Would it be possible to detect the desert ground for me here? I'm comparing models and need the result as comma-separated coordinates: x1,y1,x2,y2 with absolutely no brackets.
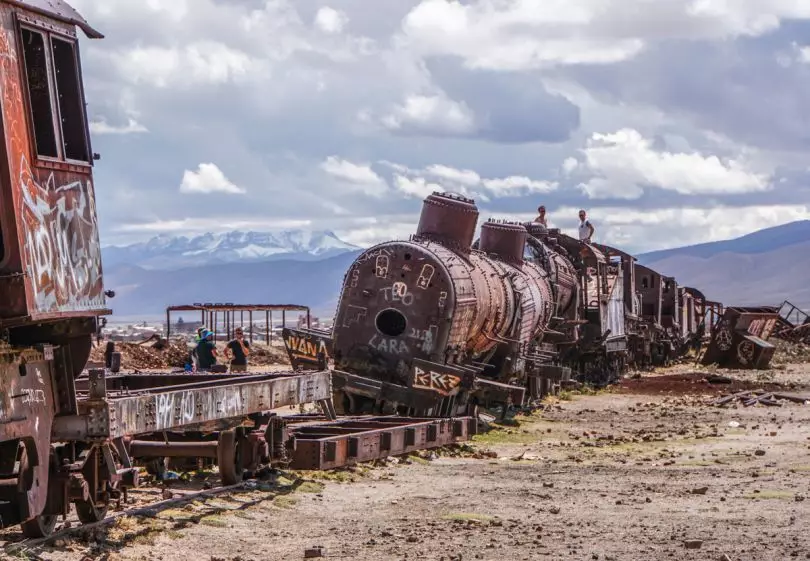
4,347,810,561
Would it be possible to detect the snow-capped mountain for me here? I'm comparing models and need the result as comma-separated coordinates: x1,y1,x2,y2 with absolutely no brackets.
102,230,361,270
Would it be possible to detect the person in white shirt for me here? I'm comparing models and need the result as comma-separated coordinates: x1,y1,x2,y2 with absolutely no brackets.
578,210,594,243
534,205,548,226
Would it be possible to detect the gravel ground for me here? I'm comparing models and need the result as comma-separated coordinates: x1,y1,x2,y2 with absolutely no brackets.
5,364,810,561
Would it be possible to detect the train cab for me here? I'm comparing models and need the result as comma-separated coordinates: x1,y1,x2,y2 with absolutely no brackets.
0,0,108,355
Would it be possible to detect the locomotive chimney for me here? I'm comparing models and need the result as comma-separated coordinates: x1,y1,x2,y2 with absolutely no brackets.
479,220,528,266
415,192,479,251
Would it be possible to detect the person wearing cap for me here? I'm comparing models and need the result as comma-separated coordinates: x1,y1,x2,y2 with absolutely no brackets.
534,205,548,227
225,327,251,373
195,330,218,371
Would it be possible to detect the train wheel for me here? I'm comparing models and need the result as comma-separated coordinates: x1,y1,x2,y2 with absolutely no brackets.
217,429,243,486
75,500,109,523
20,515,58,538
17,446,58,538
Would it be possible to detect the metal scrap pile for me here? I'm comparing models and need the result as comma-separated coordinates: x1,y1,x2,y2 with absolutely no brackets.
712,389,810,407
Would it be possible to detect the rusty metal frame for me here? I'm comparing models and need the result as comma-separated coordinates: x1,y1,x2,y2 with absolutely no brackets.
285,415,476,470
52,369,332,440
165,303,311,343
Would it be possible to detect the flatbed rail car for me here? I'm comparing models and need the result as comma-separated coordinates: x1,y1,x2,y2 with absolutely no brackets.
2,361,333,537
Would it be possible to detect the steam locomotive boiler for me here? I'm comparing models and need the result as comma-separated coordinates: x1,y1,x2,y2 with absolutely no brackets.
328,192,581,417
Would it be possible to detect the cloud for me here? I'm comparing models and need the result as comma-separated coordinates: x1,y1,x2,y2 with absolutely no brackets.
179,163,246,195
380,94,476,136
315,7,349,34
319,156,388,196
90,118,149,135
400,0,810,71
384,161,557,201
571,129,772,200
67,0,810,256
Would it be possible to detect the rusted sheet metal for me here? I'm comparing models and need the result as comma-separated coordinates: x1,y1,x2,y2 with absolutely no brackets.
0,343,55,522
0,4,107,320
287,416,476,470
6,0,103,38
701,307,780,369
52,369,332,440
282,327,332,370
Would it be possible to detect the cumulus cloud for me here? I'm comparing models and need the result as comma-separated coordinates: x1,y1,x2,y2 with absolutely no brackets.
400,0,810,71
384,162,557,201
319,156,387,196
572,129,771,200
66,0,810,253
315,7,349,34
380,94,476,136
179,163,245,195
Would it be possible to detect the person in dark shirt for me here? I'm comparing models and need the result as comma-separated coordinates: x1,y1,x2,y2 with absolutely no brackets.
195,330,218,371
225,327,250,373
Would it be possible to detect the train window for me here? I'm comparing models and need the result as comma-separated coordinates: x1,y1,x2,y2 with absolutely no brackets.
20,28,58,158
641,276,649,289
51,37,89,162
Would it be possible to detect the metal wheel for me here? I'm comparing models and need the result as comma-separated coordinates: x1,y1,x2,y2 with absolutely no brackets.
75,500,109,523
217,429,243,486
21,515,58,538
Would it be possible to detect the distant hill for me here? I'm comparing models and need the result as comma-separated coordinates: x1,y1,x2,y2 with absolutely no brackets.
637,220,810,263
102,229,360,270
640,221,810,310
103,250,362,318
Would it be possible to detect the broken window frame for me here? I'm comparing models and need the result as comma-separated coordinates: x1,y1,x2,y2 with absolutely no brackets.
17,22,93,166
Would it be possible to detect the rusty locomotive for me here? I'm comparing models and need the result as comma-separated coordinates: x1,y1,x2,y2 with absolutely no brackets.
285,191,763,418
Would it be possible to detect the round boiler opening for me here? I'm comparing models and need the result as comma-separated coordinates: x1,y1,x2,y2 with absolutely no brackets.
375,308,407,337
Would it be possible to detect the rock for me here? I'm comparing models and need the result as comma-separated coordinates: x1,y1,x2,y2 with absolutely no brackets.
304,547,324,558
684,540,703,549
796,495,805,502
548,506,561,514
754,450,766,456
691,487,709,495
719,555,732,561
543,482,554,488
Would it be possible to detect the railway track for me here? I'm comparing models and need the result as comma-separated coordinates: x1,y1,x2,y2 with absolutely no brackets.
3,471,310,556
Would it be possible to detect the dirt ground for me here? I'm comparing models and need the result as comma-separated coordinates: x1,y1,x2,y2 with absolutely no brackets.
5,360,810,561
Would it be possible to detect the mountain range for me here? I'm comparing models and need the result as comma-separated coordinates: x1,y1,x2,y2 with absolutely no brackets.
102,230,360,270
100,223,810,319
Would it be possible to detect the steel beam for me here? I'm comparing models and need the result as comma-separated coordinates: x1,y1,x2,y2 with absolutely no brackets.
53,370,332,440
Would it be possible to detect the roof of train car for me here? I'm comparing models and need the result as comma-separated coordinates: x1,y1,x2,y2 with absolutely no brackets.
682,286,707,301
550,230,607,262
8,0,103,38
591,242,637,261
632,262,664,277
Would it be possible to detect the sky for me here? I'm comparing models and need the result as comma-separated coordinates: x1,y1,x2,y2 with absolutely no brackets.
69,0,810,253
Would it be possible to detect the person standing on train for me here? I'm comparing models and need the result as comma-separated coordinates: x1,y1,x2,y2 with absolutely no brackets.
578,209,595,243
534,205,548,226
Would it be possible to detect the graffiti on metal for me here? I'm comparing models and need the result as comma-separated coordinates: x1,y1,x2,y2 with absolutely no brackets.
412,366,461,396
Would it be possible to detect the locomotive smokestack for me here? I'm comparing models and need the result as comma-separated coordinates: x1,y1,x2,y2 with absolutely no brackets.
480,220,528,266
415,191,479,251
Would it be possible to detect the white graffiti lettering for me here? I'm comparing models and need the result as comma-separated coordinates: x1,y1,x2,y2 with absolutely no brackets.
375,255,389,278
21,389,46,405
368,334,409,354
438,291,448,309
380,284,414,306
416,264,435,289
154,393,175,431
